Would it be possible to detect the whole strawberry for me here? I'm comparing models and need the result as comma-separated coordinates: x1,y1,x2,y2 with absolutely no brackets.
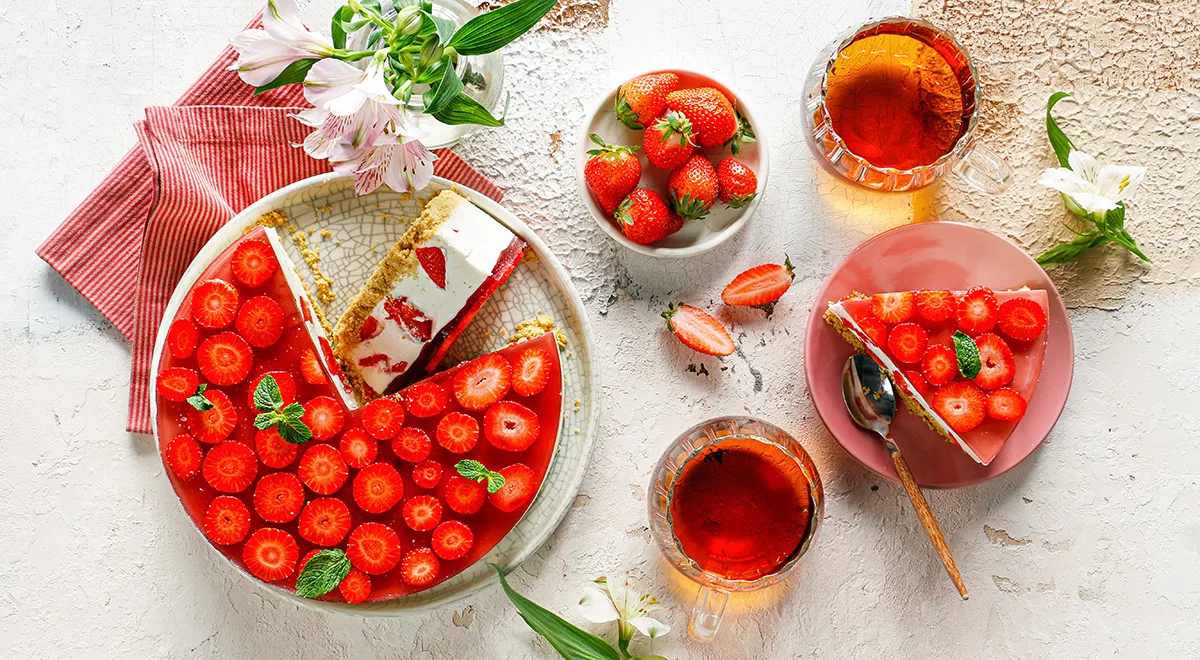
614,72,680,130
716,158,758,208
614,188,682,245
664,87,738,148
584,133,642,215
667,154,719,220
643,112,696,170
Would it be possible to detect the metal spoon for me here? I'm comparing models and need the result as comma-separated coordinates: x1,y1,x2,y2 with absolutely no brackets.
842,355,969,600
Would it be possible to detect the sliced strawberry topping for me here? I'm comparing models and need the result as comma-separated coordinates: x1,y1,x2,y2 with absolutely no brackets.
357,353,389,368
353,463,405,514
302,396,345,442
346,522,402,575
298,497,352,546
436,412,479,454
886,322,928,364
511,348,552,397
972,333,1015,390
187,389,237,444
201,441,257,493
246,371,296,410
721,260,795,308
412,460,443,489
230,238,279,288
488,463,538,513
359,315,382,341
930,381,987,433
236,296,285,348
453,354,512,411
903,370,931,398
986,387,1028,422
338,568,372,604
921,344,958,386
393,427,433,463
662,304,735,356
255,426,299,469
956,286,998,335
157,367,200,402
339,428,378,469
197,332,253,386
402,495,444,532
854,315,888,348
400,548,441,587
190,279,239,329
383,295,432,342
298,444,348,495
401,383,447,417
871,292,915,324
242,528,298,582
253,472,305,523
484,401,541,452
416,246,447,289
361,398,405,439
444,474,487,514
165,433,202,480
318,336,343,376
386,360,410,373
915,289,955,324
299,349,328,385
204,495,251,545
298,295,313,324
167,319,199,359
997,297,1047,342
431,520,474,561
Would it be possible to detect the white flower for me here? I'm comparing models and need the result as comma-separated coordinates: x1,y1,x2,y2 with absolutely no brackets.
331,132,437,195
1038,149,1146,216
229,0,335,86
579,575,670,647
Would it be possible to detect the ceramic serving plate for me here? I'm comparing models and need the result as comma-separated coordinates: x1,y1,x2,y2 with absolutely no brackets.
803,222,1074,488
150,173,598,614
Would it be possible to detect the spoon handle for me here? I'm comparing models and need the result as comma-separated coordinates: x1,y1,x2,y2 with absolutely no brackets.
890,449,969,600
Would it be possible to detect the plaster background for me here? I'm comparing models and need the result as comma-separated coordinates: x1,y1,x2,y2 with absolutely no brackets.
2,0,1198,658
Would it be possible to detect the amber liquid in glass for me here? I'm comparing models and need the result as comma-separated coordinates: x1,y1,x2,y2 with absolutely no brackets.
669,438,812,581
825,29,971,170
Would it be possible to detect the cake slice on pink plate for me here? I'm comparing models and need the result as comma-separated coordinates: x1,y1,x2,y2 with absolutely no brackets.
824,286,1049,465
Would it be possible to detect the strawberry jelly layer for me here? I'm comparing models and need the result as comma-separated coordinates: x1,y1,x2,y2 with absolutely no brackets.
829,289,1049,465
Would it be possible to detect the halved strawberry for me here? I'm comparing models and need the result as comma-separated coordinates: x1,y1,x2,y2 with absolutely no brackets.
255,427,299,469
204,495,251,545
453,354,511,411
854,315,888,347
997,298,1047,342
400,548,440,587
246,371,297,410
338,568,372,604
431,520,474,561
230,238,279,288
488,463,538,513
383,295,432,342
394,427,433,463
236,296,285,348
165,433,202,480
483,401,540,452
202,441,257,493
721,259,795,310
972,333,1015,390
887,322,928,364
956,286,998,335
930,381,987,433
298,497,352,546
915,289,955,324
416,246,447,289
187,389,237,444
437,412,479,454
191,279,240,329
903,370,931,398
359,315,382,341
444,474,487,514
299,349,328,385
302,396,345,442
412,460,443,489
298,444,348,495
346,522,402,575
242,528,298,582
402,382,448,417
167,319,199,359
511,348,552,397
662,304,735,356
361,398,405,439
871,292,915,324
353,463,404,514
920,344,958,386
253,472,305,523
339,428,378,468
157,367,200,402
197,332,253,386
985,387,1028,422
402,495,444,532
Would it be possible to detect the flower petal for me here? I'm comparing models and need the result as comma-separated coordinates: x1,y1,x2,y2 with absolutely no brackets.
1067,149,1101,184
263,0,333,56
1064,191,1121,215
627,616,670,639
354,53,403,106
1038,167,1100,197
578,585,620,623
304,59,365,109
228,29,311,86
1096,164,1146,203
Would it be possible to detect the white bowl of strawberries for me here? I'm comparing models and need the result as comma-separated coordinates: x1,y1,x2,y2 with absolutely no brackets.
577,69,768,257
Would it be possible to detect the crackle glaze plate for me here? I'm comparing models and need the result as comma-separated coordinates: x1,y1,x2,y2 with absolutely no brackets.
803,222,1074,489
149,173,597,614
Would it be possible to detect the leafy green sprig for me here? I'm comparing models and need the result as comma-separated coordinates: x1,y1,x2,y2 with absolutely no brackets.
252,375,312,444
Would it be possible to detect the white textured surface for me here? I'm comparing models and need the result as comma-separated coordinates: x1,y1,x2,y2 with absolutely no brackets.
5,1,1197,658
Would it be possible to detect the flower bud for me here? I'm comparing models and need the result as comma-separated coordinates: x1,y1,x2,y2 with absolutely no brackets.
395,6,422,35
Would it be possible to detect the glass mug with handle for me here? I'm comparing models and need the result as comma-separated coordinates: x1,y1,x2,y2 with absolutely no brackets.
648,416,823,642
802,16,1012,193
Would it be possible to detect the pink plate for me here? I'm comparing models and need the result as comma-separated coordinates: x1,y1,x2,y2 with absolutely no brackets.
803,222,1074,488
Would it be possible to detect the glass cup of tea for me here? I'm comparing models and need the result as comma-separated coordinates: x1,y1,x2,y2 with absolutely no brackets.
648,416,823,642
802,16,1012,193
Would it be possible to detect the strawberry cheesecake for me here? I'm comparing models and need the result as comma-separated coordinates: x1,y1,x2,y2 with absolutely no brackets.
824,286,1049,465
333,190,525,402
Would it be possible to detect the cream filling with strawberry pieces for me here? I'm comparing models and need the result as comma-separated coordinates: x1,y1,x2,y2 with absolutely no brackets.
350,201,516,395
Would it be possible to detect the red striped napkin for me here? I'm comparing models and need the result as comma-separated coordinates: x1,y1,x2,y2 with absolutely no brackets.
37,11,503,433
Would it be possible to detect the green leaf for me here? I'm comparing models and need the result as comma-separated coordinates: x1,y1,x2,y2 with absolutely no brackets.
253,58,317,95
492,565,620,660
254,412,280,431
432,15,457,43
422,55,464,115
455,459,505,493
447,0,558,56
431,91,505,127
331,7,347,49
277,412,313,445
186,384,213,412
1036,232,1108,265
1046,92,1076,168
254,375,283,412
725,111,756,156
281,402,305,418
952,331,981,379
295,549,352,598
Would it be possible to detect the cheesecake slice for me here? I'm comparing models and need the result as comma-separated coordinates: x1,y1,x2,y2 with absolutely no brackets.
824,287,1049,465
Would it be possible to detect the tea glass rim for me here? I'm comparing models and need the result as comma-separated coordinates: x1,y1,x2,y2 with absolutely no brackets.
813,15,983,175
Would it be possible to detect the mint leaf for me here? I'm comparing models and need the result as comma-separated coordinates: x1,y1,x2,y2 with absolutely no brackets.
254,412,281,430
1046,92,1075,168
493,565,620,660
296,550,352,599
186,384,213,412
952,331,981,379
281,403,305,418
276,412,313,445
254,375,283,412
456,459,505,493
